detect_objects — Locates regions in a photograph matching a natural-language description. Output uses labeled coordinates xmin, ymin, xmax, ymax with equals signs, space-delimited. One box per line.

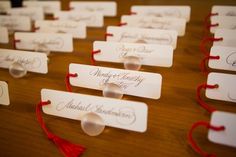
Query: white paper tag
xmin=35 ymin=20 xmax=86 ymax=39
xmin=0 ymin=15 xmax=31 ymax=31
xmin=121 ymin=15 xmax=186 ymax=36
xmin=69 ymin=1 xmax=117 ymax=17
xmin=41 ymin=89 xmax=148 ymax=132
xmin=7 ymin=7 xmax=44 ymax=21
xmin=69 ymin=63 xmax=162 ymax=99
xmin=0 ymin=1 xmax=11 ymax=13
xmin=212 ymin=6 xmax=236 ymax=17
xmin=210 ymin=16 xmax=236 ymax=33
xmin=54 ymin=11 xmax=104 ymax=27
xmin=0 ymin=81 xmax=10 ymax=106
xmin=23 ymin=1 xmax=61 ymax=14
xmin=131 ymin=5 xmax=191 ymax=22
xmin=209 ymin=46 xmax=236 ymax=72
xmin=93 ymin=41 xmax=173 ymax=67
xmin=0 ymin=27 xmax=9 ymax=44
xmin=14 ymin=32 xmax=73 ymax=52
xmin=106 ymin=26 xmax=178 ymax=49
xmin=0 ymin=48 xmax=48 ymax=74
xmin=208 ymin=111 xmax=236 ymax=148
xmin=206 ymin=72 xmax=236 ymax=103
xmin=214 ymin=29 xmax=236 ymax=48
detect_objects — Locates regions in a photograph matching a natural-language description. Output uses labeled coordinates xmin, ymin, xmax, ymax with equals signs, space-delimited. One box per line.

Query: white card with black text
xmin=209 ymin=46 xmax=236 ymax=72
xmin=0 ymin=81 xmax=10 ymax=106
xmin=106 ymin=26 xmax=178 ymax=49
xmin=211 ymin=6 xmax=236 ymax=17
xmin=210 ymin=16 xmax=236 ymax=33
xmin=42 ymin=89 xmax=148 ymax=132
xmin=0 ymin=15 xmax=31 ymax=31
xmin=14 ymin=32 xmax=73 ymax=52
xmin=69 ymin=1 xmax=117 ymax=17
xmin=93 ymin=41 xmax=173 ymax=67
xmin=54 ymin=11 xmax=103 ymax=27
xmin=214 ymin=29 xmax=236 ymax=48
xmin=7 ymin=7 xmax=44 ymax=21
xmin=23 ymin=1 xmax=61 ymax=14
xmin=131 ymin=5 xmax=191 ymax=22
xmin=206 ymin=72 xmax=236 ymax=103
xmin=69 ymin=63 xmax=162 ymax=99
xmin=209 ymin=111 xmax=236 ymax=148
xmin=0 ymin=27 xmax=8 ymax=44
xmin=0 ymin=48 xmax=48 ymax=74
xmin=35 ymin=20 xmax=86 ymax=39
xmin=121 ymin=15 xmax=186 ymax=36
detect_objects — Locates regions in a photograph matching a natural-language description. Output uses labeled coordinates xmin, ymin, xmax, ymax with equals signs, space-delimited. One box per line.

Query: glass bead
xmin=123 ymin=56 xmax=141 ymax=71
xmin=9 ymin=62 xmax=27 ymax=78
xmin=103 ymin=83 xmax=123 ymax=99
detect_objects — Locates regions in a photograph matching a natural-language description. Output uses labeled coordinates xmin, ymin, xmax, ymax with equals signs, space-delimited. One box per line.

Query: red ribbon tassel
xmin=187 ymin=121 xmax=225 ymax=157
xmin=196 ymin=83 xmax=218 ymax=113
xmin=65 ymin=73 xmax=78 ymax=92
xmin=204 ymin=13 xmax=219 ymax=31
xmin=36 ymin=101 xmax=86 ymax=157
xmin=104 ymin=33 xmax=113 ymax=41
xmin=91 ymin=50 xmax=101 ymax=65
xmin=200 ymin=37 xmax=223 ymax=55
xmin=118 ymin=22 xmax=127 ymax=26
xmin=200 ymin=55 xmax=220 ymax=74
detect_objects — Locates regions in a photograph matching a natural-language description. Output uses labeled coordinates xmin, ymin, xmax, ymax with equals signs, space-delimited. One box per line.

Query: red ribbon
xmin=104 ymin=33 xmax=113 ymax=41
xmin=65 ymin=73 xmax=78 ymax=92
xmin=118 ymin=22 xmax=127 ymax=26
xmin=200 ymin=37 xmax=223 ymax=55
xmin=200 ymin=55 xmax=220 ymax=74
xmin=91 ymin=50 xmax=101 ymax=65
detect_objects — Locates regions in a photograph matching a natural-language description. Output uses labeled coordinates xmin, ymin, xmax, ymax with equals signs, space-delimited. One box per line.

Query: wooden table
xmin=1 ymin=0 xmax=236 ymax=157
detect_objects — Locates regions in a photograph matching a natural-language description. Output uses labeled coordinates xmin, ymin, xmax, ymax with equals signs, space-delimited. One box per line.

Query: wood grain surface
xmin=0 ymin=0 xmax=236 ymax=157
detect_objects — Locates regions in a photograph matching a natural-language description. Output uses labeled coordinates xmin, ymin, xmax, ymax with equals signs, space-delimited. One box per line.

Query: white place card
xmin=106 ymin=26 xmax=178 ymax=49
xmin=14 ymin=32 xmax=73 ymax=52
xmin=0 ymin=81 xmax=10 ymax=106
xmin=206 ymin=72 xmax=236 ymax=103
xmin=42 ymin=89 xmax=148 ymax=132
xmin=7 ymin=7 xmax=44 ymax=21
xmin=212 ymin=6 xmax=236 ymax=17
xmin=35 ymin=20 xmax=86 ymax=39
xmin=69 ymin=1 xmax=117 ymax=17
xmin=54 ymin=11 xmax=104 ymax=27
xmin=0 ymin=15 xmax=31 ymax=31
xmin=93 ymin=41 xmax=173 ymax=67
xmin=69 ymin=63 xmax=162 ymax=99
xmin=210 ymin=16 xmax=236 ymax=33
xmin=209 ymin=111 xmax=236 ymax=148
xmin=121 ymin=15 xmax=186 ymax=36
xmin=0 ymin=48 xmax=48 ymax=74
xmin=214 ymin=29 xmax=236 ymax=48
xmin=131 ymin=5 xmax=191 ymax=22
xmin=0 ymin=27 xmax=8 ymax=44
xmin=0 ymin=1 xmax=11 ymax=13
xmin=209 ymin=46 xmax=236 ymax=72
xmin=23 ymin=1 xmax=61 ymax=14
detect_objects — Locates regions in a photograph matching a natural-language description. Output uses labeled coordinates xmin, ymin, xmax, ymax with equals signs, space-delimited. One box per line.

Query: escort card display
xmin=23 ymin=1 xmax=61 ymax=14
xmin=0 ymin=81 xmax=10 ymax=106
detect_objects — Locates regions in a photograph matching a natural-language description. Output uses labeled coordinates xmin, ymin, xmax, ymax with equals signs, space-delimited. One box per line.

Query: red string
xmin=204 ymin=13 xmax=218 ymax=31
xmin=91 ymin=50 xmax=101 ymax=65
xmin=33 ymin=27 xmax=40 ymax=32
xmin=13 ymin=39 xmax=20 ymax=49
xmin=65 ymin=73 xmax=78 ymax=92
xmin=104 ymin=33 xmax=113 ymax=41
xmin=118 ymin=22 xmax=127 ymax=26
xmin=129 ymin=11 xmax=137 ymax=15
xmin=36 ymin=101 xmax=86 ymax=157
xmin=206 ymin=23 xmax=219 ymax=31
xmin=200 ymin=55 xmax=220 ymax=75
xmin=196 ymin=83 xmax=218 ymax=113
xmin=187 ymin=121 xmax=225 ymax=157
xmin=200 ymin=37 xmax=223 ymax=55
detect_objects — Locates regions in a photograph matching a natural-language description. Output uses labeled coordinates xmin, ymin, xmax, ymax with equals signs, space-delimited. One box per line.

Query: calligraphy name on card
xmin=93 ymin=41 xmax=173 ymax=67
xmin=209 ymin=46 xmax=236 ymax=72
xmin=69 ymin=63 xmax=162 ymax=99
xmin=14 ymin=32 xmax=73 ymax=52
xmin=7 ymin=7 xmax=44 ymax=21
xmin=0 ymin=81 xmax=10 ymax=106
xmin=0 ymin=27 xmax=9 ymax=44
xmin=35 ymin=20 xmax=86 ymax=39
xmin=42 ymin=89 xmax=148 ymax=132
xmin=210 ymin=16 xmax=236 ymax=33
xmin=23 ymin=1 xmax=61 ymax=14
xmin=0 ymin=15 xmax=31 ymax=31
xmin=121 ymin=15 xmax=186 ymax=36
xmin=206 ymin=72 xmax=236 ymax=103
xmin=0 ymin=48 xmax=48 ymax=74
xmin=131 ymin=5 xmax=191 ymax=22
xmin=69 ymin=1 xmax=117 ymax=17
xmin=214 ymin=29 xmax=236 ymax=48
xmin=106 ymin=26 xmax=178 ymax=49
xmin=212 ymin=6 xmax=236 ymax=17
xmin=54 ymin=11 xmax=103 ymax=27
